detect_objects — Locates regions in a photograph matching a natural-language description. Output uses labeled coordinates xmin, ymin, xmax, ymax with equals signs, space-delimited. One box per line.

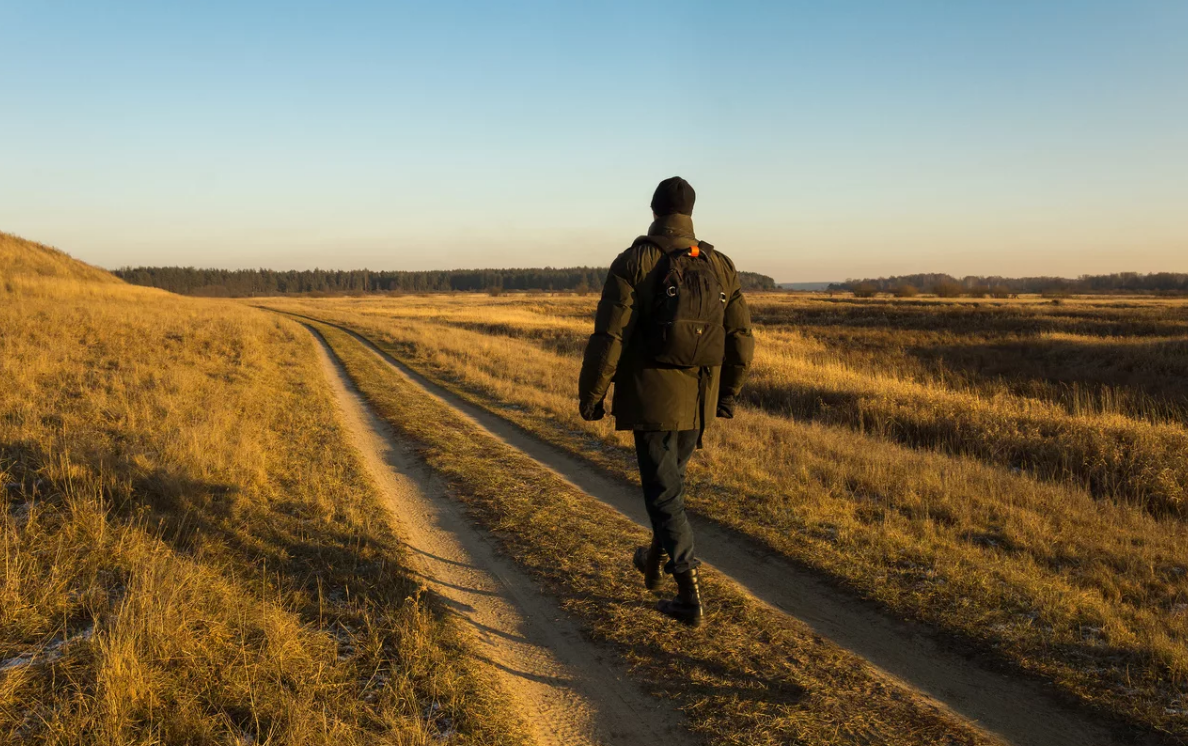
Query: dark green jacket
xmin=578 ymin=214 xmax=754 ymax=436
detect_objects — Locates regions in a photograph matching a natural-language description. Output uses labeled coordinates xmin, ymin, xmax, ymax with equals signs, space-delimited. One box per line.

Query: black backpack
xmin=643 ymin=243 xmax=727 ymax=367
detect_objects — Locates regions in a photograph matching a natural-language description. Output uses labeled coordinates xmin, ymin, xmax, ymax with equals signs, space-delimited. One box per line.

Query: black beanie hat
xmin=651 ymin=176 xmax=696 ymax=216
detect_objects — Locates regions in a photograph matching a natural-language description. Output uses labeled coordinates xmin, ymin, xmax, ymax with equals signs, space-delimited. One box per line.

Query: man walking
xmin=578 ymin=176 xmax=754 ymax=626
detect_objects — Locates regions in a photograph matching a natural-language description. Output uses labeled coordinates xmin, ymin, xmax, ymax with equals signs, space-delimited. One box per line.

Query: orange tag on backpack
xmin=690 ymin=245 xmax=700 ymax=258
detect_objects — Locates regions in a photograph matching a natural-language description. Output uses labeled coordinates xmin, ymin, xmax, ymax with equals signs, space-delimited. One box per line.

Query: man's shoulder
xmin=696 ymin=243 xmax=739 ymax=287
xmin=709 ymin=246 xmax=739 ymax=274
xmin=625 ymin=235 xmax=665 ymax=256
xmin=610 ymin=238 xmax=663 ymax=276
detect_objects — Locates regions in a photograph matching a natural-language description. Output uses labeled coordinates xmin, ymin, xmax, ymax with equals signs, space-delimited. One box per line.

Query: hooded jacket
xmin=578 ymin=214 xmax=754 ymax=437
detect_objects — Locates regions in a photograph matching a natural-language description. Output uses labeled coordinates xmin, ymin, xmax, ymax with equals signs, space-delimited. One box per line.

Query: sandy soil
xmin=325 ymin=321 xmax=1133 ymax=746
xmin=308 ymin=328 xmax=694 ymax=746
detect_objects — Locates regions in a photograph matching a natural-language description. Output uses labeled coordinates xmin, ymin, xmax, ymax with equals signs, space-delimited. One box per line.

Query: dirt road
xmin=308 ymin=327 xmax=693 ymax=746
xmin=318 ymin=320 xmax=1129 ymax=746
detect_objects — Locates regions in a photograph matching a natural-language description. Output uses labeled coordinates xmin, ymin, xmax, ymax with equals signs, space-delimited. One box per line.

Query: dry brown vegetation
xmin=305 ymin=320 xmax=997 ymax=745
xmin=260 ymin=292 xmax=1188 ymax=739
xmin=0 ymin=233 xmax=120 ymax=286
xmin=9 ymin=224 xmax=1188 ymax=742
xmin=1 ymin=234 xmax=527 ymax=744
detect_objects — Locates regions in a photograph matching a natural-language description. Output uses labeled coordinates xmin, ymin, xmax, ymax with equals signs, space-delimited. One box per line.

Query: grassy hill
xmin=1 ymin=234 xmax=526 ymax=744
xmin=0 ymin=231 xmax=121 ymax=284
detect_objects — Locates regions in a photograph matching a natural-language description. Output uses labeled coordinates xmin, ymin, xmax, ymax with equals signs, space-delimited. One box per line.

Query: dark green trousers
xmin=633 ymin=430 xmax=701 ymax=575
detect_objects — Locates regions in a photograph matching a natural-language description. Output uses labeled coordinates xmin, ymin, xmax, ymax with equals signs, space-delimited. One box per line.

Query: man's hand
xmin=580 ymin=399 xmax=606 ymax=421
xmin=716 ymin=394 xmax=736 ymax=419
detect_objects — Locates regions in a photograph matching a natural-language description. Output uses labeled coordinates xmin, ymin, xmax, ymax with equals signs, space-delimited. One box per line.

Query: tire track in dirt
xmin=306 ymin=325 xmax=694 ymax=746
xmin=315 ymin=318 xmax=1134 ymax=746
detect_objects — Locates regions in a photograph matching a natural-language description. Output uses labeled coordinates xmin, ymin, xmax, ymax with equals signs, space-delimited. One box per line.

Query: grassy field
xmin=7 ymin=227 xmax=1188 ymax=742
xmin=1 ymin=232 xmax=1000 ymax=745
xmin=1 ymin=234 xmax=528 ymax=745
xmin=305 ymin=320 xmax=996 ymax=745
xmin=260 ymin=292 xmax=1188 ymax=739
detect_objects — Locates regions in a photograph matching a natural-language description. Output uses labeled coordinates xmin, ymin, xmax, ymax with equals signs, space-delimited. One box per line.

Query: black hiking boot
xmin=632 ymin=537 xmax=665 ymax=591
xmin=657 ymin=568 xmax=703 ymax=627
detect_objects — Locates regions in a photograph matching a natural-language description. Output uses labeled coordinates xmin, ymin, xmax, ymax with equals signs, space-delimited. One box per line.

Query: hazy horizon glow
xmin=2 ymin=1 xmax=1186 ymax=283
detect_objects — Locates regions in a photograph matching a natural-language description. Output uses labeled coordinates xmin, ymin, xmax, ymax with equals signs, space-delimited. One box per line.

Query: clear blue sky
xmin=1 ymin=1 xmax=1185 ymax=281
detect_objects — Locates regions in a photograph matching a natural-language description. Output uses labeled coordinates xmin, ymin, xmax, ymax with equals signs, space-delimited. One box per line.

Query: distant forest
xmin=115 ymin=266 xmax=778 ymax=296
xmin=830 ymin=272 xmax=1188 ymax=297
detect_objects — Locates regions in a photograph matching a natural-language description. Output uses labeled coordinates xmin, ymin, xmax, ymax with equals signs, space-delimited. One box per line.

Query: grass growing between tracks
xmin=309 ymin=319 xmax=998 ymax=746
xmin=262 ymin=295 xmax=1188 ymax=740
xmin=1 ymin=236 xmax=527 ymax=745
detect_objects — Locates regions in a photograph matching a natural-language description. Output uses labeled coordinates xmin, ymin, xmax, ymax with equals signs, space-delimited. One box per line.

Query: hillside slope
xmin=1 ymin=235 xmax=529 ymax=743
xmin=0 ymin=231 xmax=120 ymax=284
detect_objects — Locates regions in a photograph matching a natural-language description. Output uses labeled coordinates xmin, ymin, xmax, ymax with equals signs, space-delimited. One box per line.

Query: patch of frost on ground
xmin=0 ymin=624 xmax=94 ymax=673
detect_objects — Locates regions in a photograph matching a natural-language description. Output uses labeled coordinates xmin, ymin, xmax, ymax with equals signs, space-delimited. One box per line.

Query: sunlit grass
xmin=1 ymin=235 xmax=527 ymax=745
xmin=309 ymin=320 xmax=996 ymax=746
xmin=261 ymin=292 xmax=1188 ymax=737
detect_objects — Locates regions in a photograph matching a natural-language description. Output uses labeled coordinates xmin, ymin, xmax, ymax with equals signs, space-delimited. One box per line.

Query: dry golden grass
xmin=1 ymin=239 xmax=527 ymax=745
xmin=307 ymin=319 xmax=997 ymax=746
xmin=750 ymin=295 xmax=1188 ymax=420
xmin=0 ymin=232 xmax=120 ymax=286
xmin=741 ymin=326 xmax=1188 ymax=516
xmin=9 ymin=222 xmax=1186 ymax=742
xmin=260 ymin=293 xmax=1188 ymax=738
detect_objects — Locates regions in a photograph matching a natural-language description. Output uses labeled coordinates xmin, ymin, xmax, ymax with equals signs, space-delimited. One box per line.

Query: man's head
xmin=651 ymin=176 xmax=696 ymax=217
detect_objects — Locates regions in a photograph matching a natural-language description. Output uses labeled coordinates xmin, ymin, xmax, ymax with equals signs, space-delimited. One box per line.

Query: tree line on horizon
xmin=830 ymin=271 xmax=1188 ymax=298
xmin=114 ymin=265 xmax=779 ymax=297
